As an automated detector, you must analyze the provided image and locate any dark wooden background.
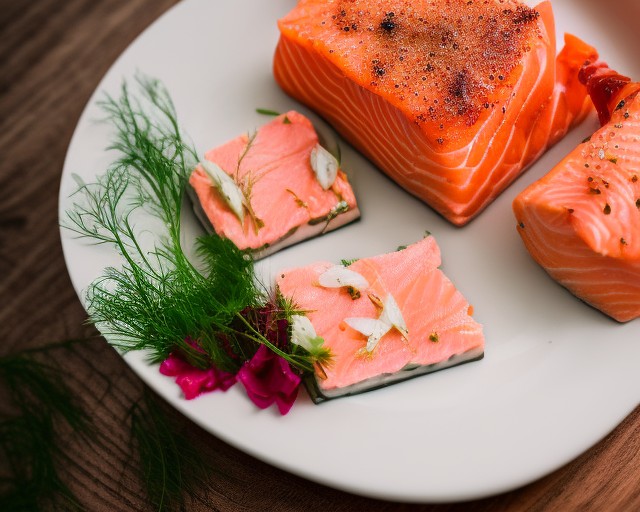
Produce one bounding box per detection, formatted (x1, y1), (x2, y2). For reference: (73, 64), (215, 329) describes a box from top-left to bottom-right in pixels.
(1, 1), (638, 510)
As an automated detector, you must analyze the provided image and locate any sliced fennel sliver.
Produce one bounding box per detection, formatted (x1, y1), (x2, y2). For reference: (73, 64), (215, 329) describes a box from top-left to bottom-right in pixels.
(310, 144), (339, 190)
(200, 159), (245, 223)
(318, 265), (369, 292)
(344, 293), (409, 352)
(291, 315), (325, 354)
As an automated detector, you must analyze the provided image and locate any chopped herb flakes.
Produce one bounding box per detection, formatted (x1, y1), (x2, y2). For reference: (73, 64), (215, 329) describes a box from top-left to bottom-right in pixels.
(256, 108), (281, 116)
(286, 188), (308, 208)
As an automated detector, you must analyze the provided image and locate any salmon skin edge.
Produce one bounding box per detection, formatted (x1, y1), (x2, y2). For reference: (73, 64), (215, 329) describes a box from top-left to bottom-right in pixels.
(305, 346), (484, 403)
(185, 184), (361, 260)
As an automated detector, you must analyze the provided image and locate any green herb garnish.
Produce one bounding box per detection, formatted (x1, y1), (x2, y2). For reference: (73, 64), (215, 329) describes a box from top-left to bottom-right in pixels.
(0, 343), (91, 511)
(0, 339), (219, 511)
(255, 108), (281, 116)
(234, 131), (265, 234)
(64, 75), (327, 374)
(129, 388), (212, 511)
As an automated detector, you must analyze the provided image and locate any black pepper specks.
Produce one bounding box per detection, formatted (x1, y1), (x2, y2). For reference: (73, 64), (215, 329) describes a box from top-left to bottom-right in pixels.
(603, 203), (611, 215)
(381, 21), (396, 31)
(372, 61), (386, 77)
(512, 6), (540, 25)
(447, 70), (483, 124)
(381, 12), (396, 32)
(327, 0), (541, 127)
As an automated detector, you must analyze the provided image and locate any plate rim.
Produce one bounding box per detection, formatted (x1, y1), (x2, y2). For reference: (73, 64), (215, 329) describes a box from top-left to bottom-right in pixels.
(57, 0), (640, 503)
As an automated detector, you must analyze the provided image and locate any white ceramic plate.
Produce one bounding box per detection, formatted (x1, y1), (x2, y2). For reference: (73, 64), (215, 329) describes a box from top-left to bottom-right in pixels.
(59, 0), (640, 503)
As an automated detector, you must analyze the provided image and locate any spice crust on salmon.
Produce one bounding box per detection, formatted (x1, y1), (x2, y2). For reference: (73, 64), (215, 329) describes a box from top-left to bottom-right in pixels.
(274, 0), (597, 225)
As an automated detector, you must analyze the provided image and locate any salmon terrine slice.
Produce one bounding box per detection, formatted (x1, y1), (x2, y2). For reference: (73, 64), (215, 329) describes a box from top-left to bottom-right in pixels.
(273, 0), (597, 225)
(513, 63), (640, 322)
(277, 236), (484, 402)
(189, 111), (359, 258)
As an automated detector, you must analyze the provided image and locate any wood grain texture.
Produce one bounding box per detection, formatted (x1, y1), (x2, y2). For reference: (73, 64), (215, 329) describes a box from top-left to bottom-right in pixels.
(1, 1), (638, 510)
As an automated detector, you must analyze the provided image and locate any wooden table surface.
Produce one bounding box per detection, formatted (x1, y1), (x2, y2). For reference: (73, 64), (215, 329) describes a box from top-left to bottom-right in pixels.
(1, 1), (638, 510)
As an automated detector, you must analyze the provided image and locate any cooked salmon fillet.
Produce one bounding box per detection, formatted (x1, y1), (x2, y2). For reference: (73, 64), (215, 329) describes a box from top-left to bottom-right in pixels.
(189, 111), (359, 258)
(273, 0), (597, 225)
(513, 64), (640, 322)
(277, 236), (484, 402)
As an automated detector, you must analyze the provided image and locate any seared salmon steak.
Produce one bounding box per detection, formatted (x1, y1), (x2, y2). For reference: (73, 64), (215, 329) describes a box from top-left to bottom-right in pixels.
(274, 0), (597, 225)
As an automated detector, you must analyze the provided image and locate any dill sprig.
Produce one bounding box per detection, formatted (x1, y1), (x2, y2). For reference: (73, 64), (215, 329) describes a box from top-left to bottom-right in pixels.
(129, 388), (213, 512)
(0, 348), (90, 512)
(0, 340), (220, 511)
(64, 75), (326, 374)
(234, 131), (265, 234)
